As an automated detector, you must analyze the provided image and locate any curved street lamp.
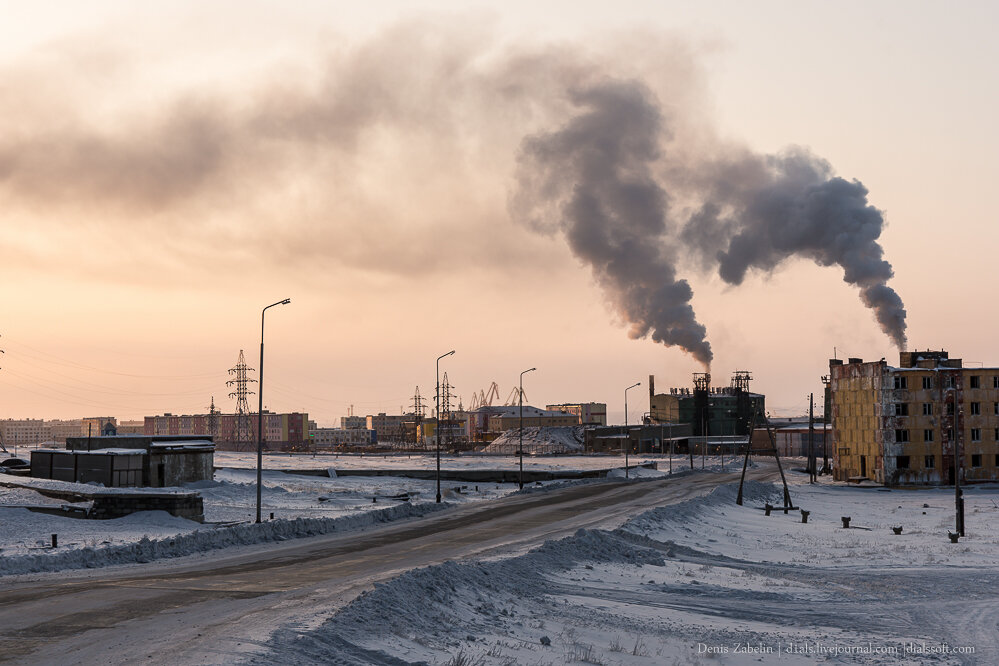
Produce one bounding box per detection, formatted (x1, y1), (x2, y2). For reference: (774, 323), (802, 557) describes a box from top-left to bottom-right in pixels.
(257, 298), (291, 524)
(519, 367), (536, 490)
(624, 382), (641, 479)
(436, 350), (455, 503)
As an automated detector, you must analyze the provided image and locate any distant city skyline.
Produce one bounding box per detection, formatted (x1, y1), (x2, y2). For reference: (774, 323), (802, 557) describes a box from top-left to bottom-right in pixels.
(1, 2), (995, 425)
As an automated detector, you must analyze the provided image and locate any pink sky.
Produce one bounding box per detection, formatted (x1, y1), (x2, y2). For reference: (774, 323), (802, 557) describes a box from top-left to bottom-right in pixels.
(1, 2), (995, 425)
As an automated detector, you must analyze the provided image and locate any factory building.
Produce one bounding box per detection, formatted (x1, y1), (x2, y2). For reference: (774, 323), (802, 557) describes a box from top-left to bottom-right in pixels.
(648, 372), (764, 436)
(544, 403), (607, 426)
(830, 350), (999, 486)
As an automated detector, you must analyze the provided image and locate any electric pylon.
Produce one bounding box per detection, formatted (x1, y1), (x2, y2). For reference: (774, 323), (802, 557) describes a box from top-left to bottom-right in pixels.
(207, 395), (220, 440)
(226, 350), (256, 451)
(410, 386), (427, 448)
(440, 372), (456, 448)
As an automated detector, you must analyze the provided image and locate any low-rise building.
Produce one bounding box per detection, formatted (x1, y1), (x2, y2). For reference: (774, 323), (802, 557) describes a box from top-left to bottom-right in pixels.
(33, 434), (214, 487)
(340, 415), (366, 430)
(830, 350), (999, 485)
(366, 413), (408, 443)
(545, 403), (607, 426)
(0, 419), (51, 447)
(468, 406), (580, 442)
(311, 427), (376, 448)
(144, 412), (309, 451)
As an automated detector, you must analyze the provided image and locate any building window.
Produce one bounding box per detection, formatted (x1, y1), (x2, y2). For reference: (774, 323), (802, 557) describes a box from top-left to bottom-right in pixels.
(995, 427), (999, 441)
(971, 428), (982, 442)
(947, 402), (955, 416)
(894, 376), (908, 389)
(994, 402), (998, 416)
(924, 455), (935, 469)
(922, 376), (933, 390)
(995, 454), (999, 467)
(971, 376), (981, 389)
(971, 402), (981, 415)
(894, 403), (909, 416)
(948, 427), (954, 441)
(896, 456), (910, 469)
(972, 454), (982, 468)
(994, 376), (999, 389)
(922, 403), (933, 416)
(895, 429), (910, 442)
(924, 429), (934, 443)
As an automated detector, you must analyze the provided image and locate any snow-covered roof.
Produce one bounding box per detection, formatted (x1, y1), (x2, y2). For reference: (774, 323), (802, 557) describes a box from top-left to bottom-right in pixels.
(32, 448), (145, 456)
(150, 440), (215, 451)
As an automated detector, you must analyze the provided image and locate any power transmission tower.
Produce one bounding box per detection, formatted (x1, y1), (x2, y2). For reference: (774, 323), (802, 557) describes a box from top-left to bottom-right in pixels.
(207, 395), (220, 440)
(441, 372), (455, 449)
(410, 386), (427, 448)
(226, 350), (256, 451)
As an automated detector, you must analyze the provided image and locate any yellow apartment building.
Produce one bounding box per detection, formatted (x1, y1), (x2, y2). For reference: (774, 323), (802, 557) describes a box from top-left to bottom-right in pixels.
(831, 350), (999, 485)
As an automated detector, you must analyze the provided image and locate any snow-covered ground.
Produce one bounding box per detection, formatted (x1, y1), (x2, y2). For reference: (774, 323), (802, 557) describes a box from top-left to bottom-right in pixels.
(214, 451), (663, 472)
(254, 476), (998, 665)
(0, 453), (665, 575)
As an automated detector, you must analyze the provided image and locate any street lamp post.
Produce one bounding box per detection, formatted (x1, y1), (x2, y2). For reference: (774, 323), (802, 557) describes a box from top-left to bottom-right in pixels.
(257, 298), (291, 524)
(436, 350), (455, 503)
(624, 382), (641, 479)
(519, 367), (536, 490)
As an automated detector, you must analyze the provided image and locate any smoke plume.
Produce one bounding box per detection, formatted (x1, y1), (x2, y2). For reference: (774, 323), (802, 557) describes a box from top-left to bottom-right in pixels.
(511, 81), (712, 365)
(512, 80), (906, 362)
(0, 21), (906, 355)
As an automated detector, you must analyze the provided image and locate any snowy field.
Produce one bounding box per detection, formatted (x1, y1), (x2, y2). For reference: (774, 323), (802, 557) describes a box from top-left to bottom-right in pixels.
(214, 451), (665, 472)
(0, 471), (523, 574)
(255, 476), (999, 665)
(0, 453), (679, 575)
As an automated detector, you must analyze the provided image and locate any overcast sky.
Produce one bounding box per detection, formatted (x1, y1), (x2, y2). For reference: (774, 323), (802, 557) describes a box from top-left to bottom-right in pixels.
(1, 1), (995, 425)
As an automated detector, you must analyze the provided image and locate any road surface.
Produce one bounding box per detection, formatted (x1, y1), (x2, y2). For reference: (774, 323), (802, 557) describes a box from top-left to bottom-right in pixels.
(0, 467), (775, 664)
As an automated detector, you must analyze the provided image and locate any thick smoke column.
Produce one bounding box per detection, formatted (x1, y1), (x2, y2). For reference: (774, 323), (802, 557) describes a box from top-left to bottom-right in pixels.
(514, 80), (907, 359)
(0, 22), (906, 352)
(512, 81), (713, 365)
(689, 149), (907, 348)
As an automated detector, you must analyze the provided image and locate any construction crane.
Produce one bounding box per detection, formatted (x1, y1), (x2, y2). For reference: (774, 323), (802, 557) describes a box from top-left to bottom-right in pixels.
(504, 386), (527, 406)
(469, 382), (500, 410)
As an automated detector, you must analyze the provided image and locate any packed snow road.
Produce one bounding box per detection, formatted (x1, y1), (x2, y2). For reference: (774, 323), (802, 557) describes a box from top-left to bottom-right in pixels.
(0, 466), (769, 665)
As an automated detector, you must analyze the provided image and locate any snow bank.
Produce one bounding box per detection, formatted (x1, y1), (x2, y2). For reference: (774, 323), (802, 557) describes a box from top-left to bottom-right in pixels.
(257, 479), (999, 665)
(257, 527), (666, 664)
(0, 500), (448, 577)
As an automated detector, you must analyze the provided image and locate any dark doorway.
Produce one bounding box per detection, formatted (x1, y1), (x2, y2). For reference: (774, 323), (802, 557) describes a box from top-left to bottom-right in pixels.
(860, 455), (867, 477)
(157, 462), (166, 487)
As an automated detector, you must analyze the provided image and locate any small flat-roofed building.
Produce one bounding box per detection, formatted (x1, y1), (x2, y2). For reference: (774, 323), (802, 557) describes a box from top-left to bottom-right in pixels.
(32, 434), (215, 487)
